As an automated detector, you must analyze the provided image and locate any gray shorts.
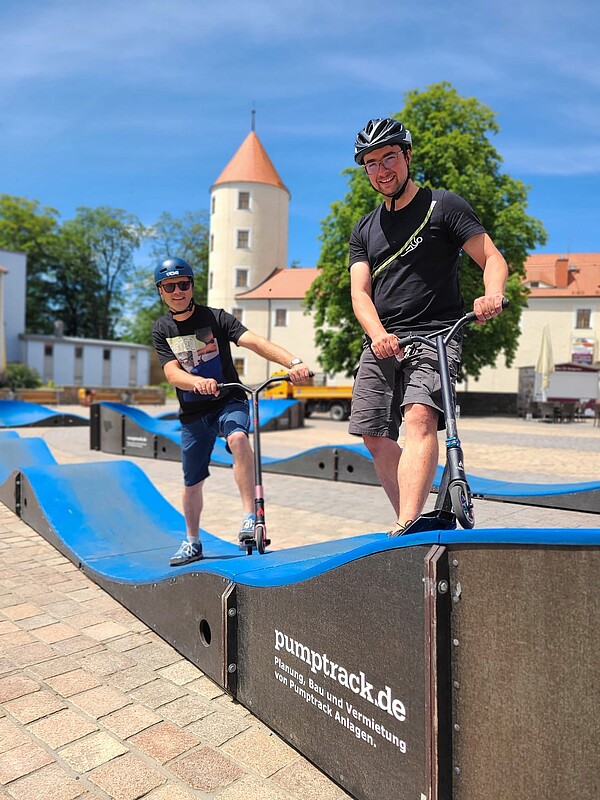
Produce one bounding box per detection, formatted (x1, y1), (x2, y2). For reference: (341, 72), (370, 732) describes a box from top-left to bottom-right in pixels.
(348, 339), (462, 439)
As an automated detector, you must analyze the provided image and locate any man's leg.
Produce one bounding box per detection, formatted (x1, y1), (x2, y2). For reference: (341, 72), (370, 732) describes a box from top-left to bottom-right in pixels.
(397, 403), (439, 526)
(227, 431), (255, 513)
(182, 480), (205, 540)
(362, 435), (401, 517)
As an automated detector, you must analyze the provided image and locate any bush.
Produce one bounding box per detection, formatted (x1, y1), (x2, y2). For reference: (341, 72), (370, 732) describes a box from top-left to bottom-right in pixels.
(0, 363), (42, 390)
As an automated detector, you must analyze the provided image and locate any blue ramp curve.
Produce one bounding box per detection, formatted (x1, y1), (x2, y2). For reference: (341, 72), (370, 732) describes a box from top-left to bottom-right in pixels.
(0, 435), (58, 511)
(91, 405), (600, 513)
(0, 400), (88, 428)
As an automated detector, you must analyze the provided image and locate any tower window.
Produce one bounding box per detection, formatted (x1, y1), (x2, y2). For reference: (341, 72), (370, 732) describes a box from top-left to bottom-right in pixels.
(210, 234), (214, 252)
(235, 269), (249, 288)
(211, 195), (216, 214)
(238, 191), (250, 210)
(236, 229), (250, 249)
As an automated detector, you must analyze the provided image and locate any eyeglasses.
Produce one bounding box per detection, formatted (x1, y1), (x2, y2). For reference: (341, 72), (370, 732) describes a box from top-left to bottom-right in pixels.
(363, 152), (403, 175)
(160, 280), (192, 293)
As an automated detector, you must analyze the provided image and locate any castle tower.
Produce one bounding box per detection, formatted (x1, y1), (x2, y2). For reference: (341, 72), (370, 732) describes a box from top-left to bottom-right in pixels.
(208, 128), (290, 316)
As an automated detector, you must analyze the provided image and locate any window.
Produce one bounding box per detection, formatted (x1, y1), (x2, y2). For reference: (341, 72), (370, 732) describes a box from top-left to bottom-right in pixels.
(232, 307), (243, 322)
(44, 344), (53, 357)
(275, 309), (288, 327)
(209, 272), (214, 290)
(235, 269), (249, 289)
(210, 234), (214, 252)
(103, 349), (111, 361)
(236, 229), (250, 249)
(234, 357), (245, 376)
(575, 308), (591, 329)
(75, 346), (83, 359)
(238, 191), (250, 210)
(211, 195), (216, 214)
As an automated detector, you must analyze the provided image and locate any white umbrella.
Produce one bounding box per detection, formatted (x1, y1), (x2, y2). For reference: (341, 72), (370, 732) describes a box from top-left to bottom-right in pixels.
(535, 324), (555, 402)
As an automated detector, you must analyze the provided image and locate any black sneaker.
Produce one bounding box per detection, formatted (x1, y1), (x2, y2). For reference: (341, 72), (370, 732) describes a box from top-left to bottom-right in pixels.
(170, 540), (203, 567)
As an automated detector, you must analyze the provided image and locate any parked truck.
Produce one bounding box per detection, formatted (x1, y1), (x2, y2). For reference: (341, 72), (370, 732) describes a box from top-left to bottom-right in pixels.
(265, 374), (353, 421)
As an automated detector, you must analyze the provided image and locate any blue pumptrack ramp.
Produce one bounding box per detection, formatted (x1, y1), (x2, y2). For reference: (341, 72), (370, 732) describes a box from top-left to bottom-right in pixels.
(0, 399), (88, 427)
(4, 434), (599, 800)
(93, 403), (600, 513)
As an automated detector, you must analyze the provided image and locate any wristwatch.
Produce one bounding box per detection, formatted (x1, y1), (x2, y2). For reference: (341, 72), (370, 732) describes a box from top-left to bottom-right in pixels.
(288, 358), (303, 368)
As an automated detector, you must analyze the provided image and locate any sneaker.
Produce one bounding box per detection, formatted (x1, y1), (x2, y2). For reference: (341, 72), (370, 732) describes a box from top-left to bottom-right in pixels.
(387, 520), (414, 538)
(238, 513), (256, 543)
(169, 540), (203, 567)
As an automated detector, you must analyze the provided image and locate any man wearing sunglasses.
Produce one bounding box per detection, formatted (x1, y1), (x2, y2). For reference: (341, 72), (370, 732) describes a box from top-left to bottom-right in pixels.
(348, 118), (508, 536)
(152, 257), (311, 566)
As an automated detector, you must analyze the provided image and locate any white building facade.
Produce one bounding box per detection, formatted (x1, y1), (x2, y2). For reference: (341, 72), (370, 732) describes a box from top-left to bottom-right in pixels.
(20, 333), (151, 388)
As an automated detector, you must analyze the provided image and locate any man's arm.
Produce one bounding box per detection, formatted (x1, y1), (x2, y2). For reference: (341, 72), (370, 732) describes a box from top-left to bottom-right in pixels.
(350, 261), (402, 359)
(162, 359), (214, 395)
(237, 331), (311, 384)
(462, 233), (508, 322)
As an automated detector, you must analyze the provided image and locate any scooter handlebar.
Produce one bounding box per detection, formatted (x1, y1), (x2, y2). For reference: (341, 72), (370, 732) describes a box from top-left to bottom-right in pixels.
(215, 371), (315, 393)
(396, 298), (510, 348)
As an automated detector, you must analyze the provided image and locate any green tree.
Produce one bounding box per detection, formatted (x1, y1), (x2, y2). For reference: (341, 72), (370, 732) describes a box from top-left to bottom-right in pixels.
(46, 223), (104, 338)
(67, 207), (145, 339)
(122, 210), (210, 345)
(305, 82), (547, 378)
(0, 195), (61, 333)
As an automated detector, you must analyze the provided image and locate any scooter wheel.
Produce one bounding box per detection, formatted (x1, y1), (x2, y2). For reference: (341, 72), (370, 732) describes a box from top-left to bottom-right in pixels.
(450, 483), (475, 529)
(256, 525), (266, 555)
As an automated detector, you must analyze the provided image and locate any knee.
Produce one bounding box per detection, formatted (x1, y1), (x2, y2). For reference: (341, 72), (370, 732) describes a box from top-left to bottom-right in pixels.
(227, 431), (251, 455)
(363, 434), (396, 458)
(404, 404), (439, 436)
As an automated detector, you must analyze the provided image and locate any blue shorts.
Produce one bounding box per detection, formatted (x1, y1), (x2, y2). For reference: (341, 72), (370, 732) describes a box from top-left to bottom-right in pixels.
(181, 397), (250, 487)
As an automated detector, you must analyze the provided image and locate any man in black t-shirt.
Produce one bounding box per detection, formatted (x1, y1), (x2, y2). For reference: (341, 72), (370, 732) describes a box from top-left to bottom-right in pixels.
(349, 118), (508, 535)
(152, 257), (311, 566)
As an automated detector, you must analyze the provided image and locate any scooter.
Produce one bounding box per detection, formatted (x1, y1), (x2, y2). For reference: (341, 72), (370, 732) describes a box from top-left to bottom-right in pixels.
(394, 298), (509, 534)
(216, 373), (310, 555)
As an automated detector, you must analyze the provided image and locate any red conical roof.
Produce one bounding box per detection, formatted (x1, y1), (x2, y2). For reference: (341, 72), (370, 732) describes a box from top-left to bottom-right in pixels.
(212, 131), (289, 194)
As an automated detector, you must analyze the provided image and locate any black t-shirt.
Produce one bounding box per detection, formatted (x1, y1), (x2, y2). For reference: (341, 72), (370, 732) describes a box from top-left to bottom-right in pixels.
(152, 305), (248, 422)
(348, 187), (485, 334)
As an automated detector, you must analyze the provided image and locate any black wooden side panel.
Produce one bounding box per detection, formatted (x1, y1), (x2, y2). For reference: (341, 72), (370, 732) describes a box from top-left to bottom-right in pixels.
(236, 547), (445, 800)
(449, 545), (600, 800)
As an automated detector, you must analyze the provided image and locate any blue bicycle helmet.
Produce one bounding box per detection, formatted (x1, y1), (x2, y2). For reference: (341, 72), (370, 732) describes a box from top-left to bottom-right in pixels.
(154, 257), (194, 286)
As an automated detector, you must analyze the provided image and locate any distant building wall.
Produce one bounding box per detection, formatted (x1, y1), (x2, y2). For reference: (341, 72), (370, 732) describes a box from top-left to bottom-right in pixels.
(0, 249), (27, 362)
(20, 334), (151, 387)
(460, 296), (600, 394)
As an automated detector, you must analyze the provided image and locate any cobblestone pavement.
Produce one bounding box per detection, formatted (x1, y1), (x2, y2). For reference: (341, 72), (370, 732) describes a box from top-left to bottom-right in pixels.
(1, 408), (598, 799)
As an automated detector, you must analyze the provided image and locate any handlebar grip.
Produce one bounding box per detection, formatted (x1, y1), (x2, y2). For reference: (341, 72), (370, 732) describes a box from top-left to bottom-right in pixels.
(397, 336), (412, 348)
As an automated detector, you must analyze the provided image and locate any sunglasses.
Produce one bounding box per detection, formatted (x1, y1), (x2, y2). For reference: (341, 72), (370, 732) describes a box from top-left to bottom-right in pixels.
(160, 280), (192, 293)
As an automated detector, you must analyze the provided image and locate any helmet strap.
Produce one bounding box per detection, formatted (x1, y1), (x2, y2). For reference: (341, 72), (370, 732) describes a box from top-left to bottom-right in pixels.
(170, 299), (195, 317)
(388, 150), (411, 211)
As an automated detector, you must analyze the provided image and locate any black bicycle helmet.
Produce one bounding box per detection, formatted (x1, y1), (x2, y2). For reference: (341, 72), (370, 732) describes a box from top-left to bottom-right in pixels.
(354, 118), (412, 165)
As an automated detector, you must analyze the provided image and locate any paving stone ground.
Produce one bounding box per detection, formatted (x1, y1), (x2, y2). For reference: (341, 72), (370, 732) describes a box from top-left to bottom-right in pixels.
(0, 407), (598, 799)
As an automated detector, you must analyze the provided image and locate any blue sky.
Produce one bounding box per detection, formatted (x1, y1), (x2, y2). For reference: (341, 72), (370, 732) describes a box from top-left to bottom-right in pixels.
(1, 0), (598, 269)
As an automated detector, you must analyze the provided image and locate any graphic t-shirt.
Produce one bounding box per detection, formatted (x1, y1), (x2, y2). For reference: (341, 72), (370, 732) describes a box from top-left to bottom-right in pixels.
(348, 187), (485, 335)
(152, 305), (248, 422)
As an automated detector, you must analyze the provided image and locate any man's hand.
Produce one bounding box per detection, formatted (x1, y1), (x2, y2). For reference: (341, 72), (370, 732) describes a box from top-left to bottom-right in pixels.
(192, 377), (219, 396)
(370, 331), (403, 360)
(289, 363), (312, 384)
(473, 294), (505, 324)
